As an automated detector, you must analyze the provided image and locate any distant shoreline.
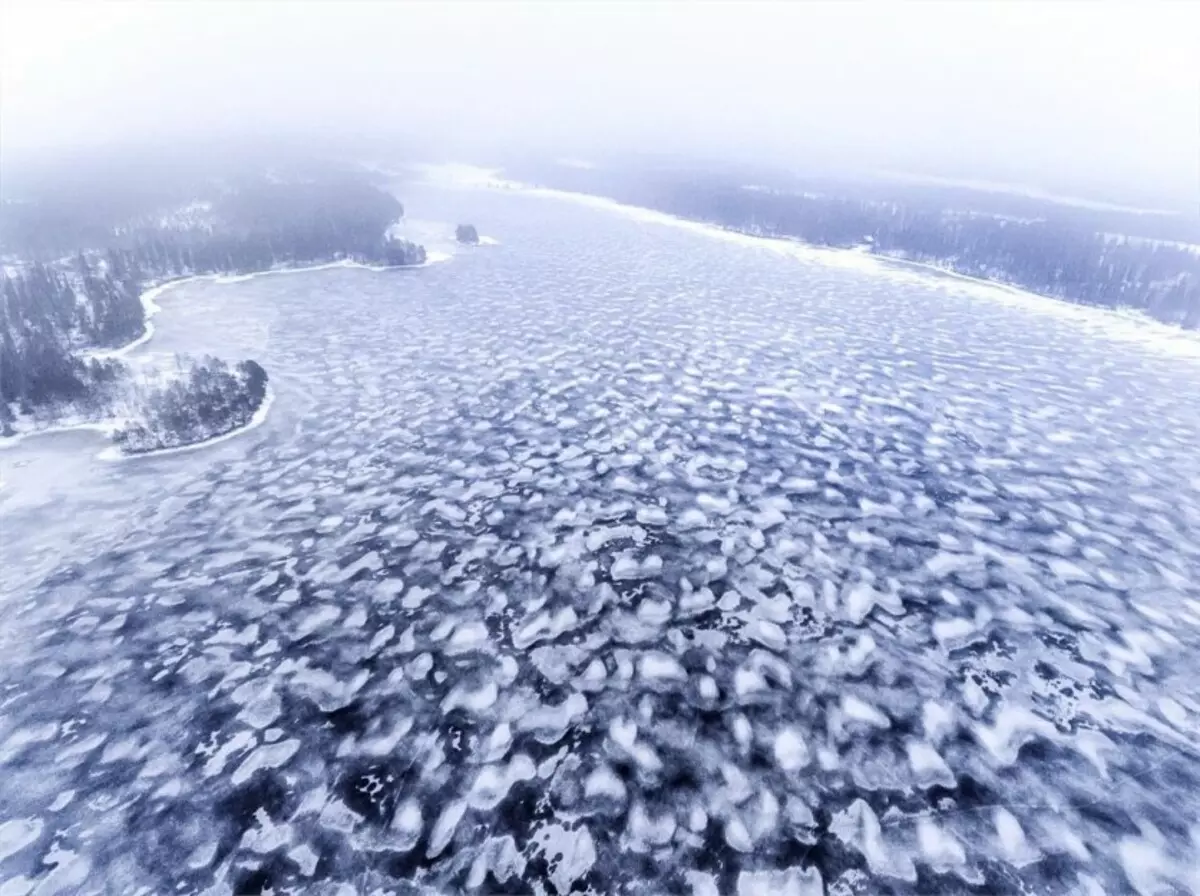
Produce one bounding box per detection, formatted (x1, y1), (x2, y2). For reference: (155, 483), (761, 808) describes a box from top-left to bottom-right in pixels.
(420, 163), (1200, 362)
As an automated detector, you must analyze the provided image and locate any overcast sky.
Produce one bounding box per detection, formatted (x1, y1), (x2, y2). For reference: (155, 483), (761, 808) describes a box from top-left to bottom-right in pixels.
(2, 1), (1197, 206)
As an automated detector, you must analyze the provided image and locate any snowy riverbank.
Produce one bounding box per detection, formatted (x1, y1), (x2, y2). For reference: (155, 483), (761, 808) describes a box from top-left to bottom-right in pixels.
(4, 250), (451, 458)
(420, 162), (1200, 364)
(90, 256), (449, 362)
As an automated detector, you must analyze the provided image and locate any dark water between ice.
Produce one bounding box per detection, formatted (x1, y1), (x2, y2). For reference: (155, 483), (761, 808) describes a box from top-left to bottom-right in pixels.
(2, 183), (1200, 895)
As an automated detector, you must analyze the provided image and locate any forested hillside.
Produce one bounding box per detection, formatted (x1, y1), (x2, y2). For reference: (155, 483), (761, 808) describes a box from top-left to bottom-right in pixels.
(663, 184), (1200, 327)
(1, 167), (420, 444)
(527, 162), (1200, 327)
(0, 255), (141, 432)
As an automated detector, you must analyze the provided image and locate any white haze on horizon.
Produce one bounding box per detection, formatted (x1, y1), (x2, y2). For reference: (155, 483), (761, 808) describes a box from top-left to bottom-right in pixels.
(1, 0), (1197, 209)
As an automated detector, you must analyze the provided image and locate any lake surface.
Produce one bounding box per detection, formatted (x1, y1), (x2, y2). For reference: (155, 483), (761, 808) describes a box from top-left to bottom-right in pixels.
(2, 182), (1200, 895)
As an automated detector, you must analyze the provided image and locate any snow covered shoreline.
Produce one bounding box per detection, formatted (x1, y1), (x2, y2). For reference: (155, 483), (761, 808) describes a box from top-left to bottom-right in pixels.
(3, 252), (450, 456)
(0, 419), (120, 452)
(0, 383), (275, 462)
(90, 255), (448, 362)
(419, 162), (1200, 363)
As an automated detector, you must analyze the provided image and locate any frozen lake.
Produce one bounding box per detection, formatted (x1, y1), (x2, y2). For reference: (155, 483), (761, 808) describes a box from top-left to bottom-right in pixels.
(2, 182), (1199, 894)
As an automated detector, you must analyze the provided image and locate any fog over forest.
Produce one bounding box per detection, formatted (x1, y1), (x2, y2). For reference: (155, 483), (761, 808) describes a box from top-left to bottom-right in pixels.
(2, 0), (1197, 209)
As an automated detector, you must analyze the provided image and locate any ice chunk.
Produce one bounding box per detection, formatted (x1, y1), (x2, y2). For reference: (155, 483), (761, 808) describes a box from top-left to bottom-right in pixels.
(427, 799), (467, 858)
(1118, 835), (1175, 895)
(925, 551), (984, 579)
(610, 555), (643, 580)
(1047, 557), (1094, 583)
(736, 866), (824, 896)
(231, 679), (282, 730)
(994, 808), (1040, 867)
(830, 798), (915, 881)
(468, 754), (536, 810)
(843, 581), (902, 624)
(932, 616), (976, 646)
(0, 817), (42, 862)
(466, 835), (526, 889)
(442, 680), (500, 714)
(531, 644), (585, 685)
(584, 764), (627, 802)
(773, 727), (811, 772)
(955, 499), (997, 520)
(530, 823), (596, 894)
(231, 738), (299, 786)
(202, 729), (255, 778)
(291, 666), (369, 712)
(636, 506), (668, 526)
(518, 692), (587, 743)
(842, 695), (890, 728)
(391, 799), (423, 851)
(368, 624), (395, 654)
(640, 651), (686, 681)
(289, 843), (319, 877)
(734, 665), (767, 698)
(448, 620), (489, 652)
(724, 816), (753, 852)
(629, 802), (676, 847)
(609, 718), (638, 751)
(744, 618), (787, 651)
(513, 606), (579, 649)
(906, 740), (955, 788)
(781, 477), (820, 494)
(714, 718), (743, 759)
(1157, 697), (1188, 728)
(974, 706), (1057, 766)
(917, 817), (967, 873)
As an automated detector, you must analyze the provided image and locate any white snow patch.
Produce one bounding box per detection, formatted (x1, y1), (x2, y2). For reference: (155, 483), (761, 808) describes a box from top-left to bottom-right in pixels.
(0, 817), (42, 862)
(842, 695), (891, 728)
(773, 727), (811, 771)
(736, 866), (824, 896)
(419, 161), (1200, 364)
(427, 799), (467, 858)
(830, 798), (916, 881)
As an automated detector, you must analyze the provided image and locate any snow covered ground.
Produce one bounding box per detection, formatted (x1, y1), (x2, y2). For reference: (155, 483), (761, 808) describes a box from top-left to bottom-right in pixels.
(1, 180), (1199, 894)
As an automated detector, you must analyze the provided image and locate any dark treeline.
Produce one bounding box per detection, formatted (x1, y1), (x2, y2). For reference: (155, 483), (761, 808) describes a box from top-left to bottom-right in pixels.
(122, 180), (424, 277)
(114, 356), (269, 454)
(0, 255), (140, 430)
(658, 184), (1200, 326)
(527, 162), (1200, 328)
(2, 174), (422, 431)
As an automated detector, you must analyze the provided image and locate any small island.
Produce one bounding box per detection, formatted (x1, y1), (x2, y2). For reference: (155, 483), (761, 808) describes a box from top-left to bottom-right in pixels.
(382, 238), (427, 267)
(114, 357), (269, 455)
(455, 224), (480, 245)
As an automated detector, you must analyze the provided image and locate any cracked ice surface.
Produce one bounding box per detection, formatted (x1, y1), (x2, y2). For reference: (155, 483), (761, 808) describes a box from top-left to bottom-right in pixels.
(2, 184), (1200, 894)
